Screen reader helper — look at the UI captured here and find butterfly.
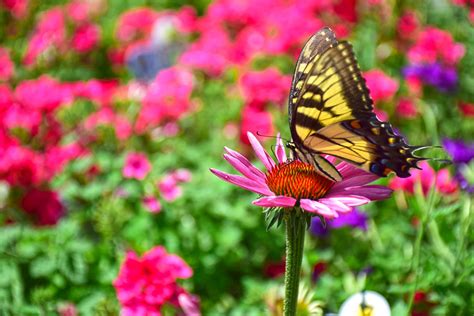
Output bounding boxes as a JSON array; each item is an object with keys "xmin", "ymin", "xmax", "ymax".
[{"xmin": 288, "ymin": 27, "xmax": 427, "ymax": 182}]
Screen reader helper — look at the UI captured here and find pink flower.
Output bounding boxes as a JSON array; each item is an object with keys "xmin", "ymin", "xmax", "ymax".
[
  {"xmin": 73, "ymin": 79, "xmax": 118, "ymax": 106},
  {"xmin": 72, "ymin": 23, "xmax": 100, "ymax": 53},
  {"xmin": 389, "ymin": 161, "xmax": 458, "ymax": 196},
  {"xmin": 116, "ymin": 8, "xmax": 159, "ymax": 43},
  {"xmin": 57, "ymin": 303, "xmax": 78, "ymax": 316},
  {"xmin": 408, "ymin": 27, "xmax": 465, "ymax": 66},
  {"xmin": 240, "ymin": 105, "xmax": 274, "ymax": 145},
  {"xmin": 136, "ymin": 67, "xmax": 194, "ymax": 132},
  {"xmin": 66, "ymin": 0, "xmax": 103, "ymax": 24},
  {"xmin": 23, "ymin": 7, "xmax": 66, "ymax": 65},
  {"xmin": 83, "ymin": 108, "xmax": 132, "ymax": 140},
  {"xmin": 143, "ymin": 196, "xmax": 162, "ymax": 213},
  {"xmin": 363, "ymin": 70, "xmax": 399, "ymax": 104},
  {"xmin": 396, "ymin": 98, "xmax": 418, "ymax": 119},
  {"xmin": 239, "ymin": 68, "xmax": 291, "ymax": 109},
  {"xmin": 0, "ymin": 47, "xmax": 14, "ymax": 81},
  {"xmin": 21, "ymin": 188, "xmax": 64, "ymax": 226},
  {"xmin": 113, "ymin": 246, "xmax": 197, "ymax": 316},
  {"xmin": 1, "ymin": 0, "xmax": 29, "ymax": 18},
  {"xmin": 211, "ymin": 132, "xmax": 392, "ymax": 220},
  {"xmin": 158, "ymin": 169, "xmax": 192, "ymax": 202},
  {"xmin": 15, "ymin": 75, "xmax": 71, "ymax": 112},
  {"xmin": 179, "ymin": 27, "xmax": 231, "ymax": 76},
  {"xmin": 0, "ymin": 146, "xmax": 42, "ymax": 186},
  {"xmin": 397, "ymin": 11, "xmax": 420, "ymax": 41},
  {"xmin": 123, "ymin": 152, "xmax": 152, "ymax": 180}
]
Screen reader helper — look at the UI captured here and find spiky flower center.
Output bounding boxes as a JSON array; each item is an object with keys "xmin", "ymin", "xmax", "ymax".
[{"xmin": 265, "ymin": 161, "xmax": 335, "ymax": 200}]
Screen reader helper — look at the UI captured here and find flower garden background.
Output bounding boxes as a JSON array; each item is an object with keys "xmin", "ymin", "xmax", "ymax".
[{"xmin": 0, "ymin": 0, "xmax": 473, "ymax": 315}]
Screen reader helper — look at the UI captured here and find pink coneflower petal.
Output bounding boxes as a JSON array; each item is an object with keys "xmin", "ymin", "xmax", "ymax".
[
  {"xmin": 331, "ymin": 174, "xmax": 380, "ymax": 190},
  {"xmin": 326, "ymin": 195, "xmax": 371, "ymax": 206},
  {"xmin": 300, "ymin": 199, "xmax": 339, "ymax": 218},
  {"xmin": 224, "ymin": 146, "xmax": 266, "ymax": 179},
  {"xmin": 253, "ymin": 196, "xmax": 296, "ymax": 208},
  {"xmin": 210, "ymin": 168, "xmax": 273, "ymax": 196},
  {"xmin": 318, "ymin": 198, "xmax": 352, "ymax": 213},
  {"xmin": 336, "ymin": 161, "xmax": 370, "ymax": 179},
  {"xmin": 341, "ymin": 185, "xmax": 393, "ymax": 200},
  {"xmin": 275, "ymin": 133, "xmax": 287, "ymax": 164},
  {"xmin": 223, "ymin": 153, "xmax": 266, "ymax": 185},
  {"xmin": 247, "ymin": 132, "xmax": 275, "ymax": 171}
]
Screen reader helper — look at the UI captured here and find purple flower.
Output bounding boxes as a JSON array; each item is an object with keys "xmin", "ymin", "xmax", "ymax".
[
  {"xmin": 442, "ymin": 139, "xmax": 474, "ymax": 164},
  {"xmin": 403, "ymin": 62, "xmax": 458, "ymax": 92},
  {"xmin": 210, "ymin": 132, "xmax": 392, "ymax": 220},
  {"xmin": 310, "ymin": 208, "xmax": 368, "ymax": 237},
  {"xmin": 443, "ymin": 138, "xmax": 474, "ymax": 193}
]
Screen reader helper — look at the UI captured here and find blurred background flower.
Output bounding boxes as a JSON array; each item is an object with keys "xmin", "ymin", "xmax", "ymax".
[{"xmin": 0, "ymin": 0, "xmax": 472, "ymax": 314}]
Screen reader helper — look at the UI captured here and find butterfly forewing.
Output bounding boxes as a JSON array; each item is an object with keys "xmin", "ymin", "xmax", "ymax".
[
  {"xmin": 289, "ymin": 27, "xmax": 338, "ymax": 122},
  {"xmin": 289, "ymin": 27, "xmax": 427, "ymax": 179}
]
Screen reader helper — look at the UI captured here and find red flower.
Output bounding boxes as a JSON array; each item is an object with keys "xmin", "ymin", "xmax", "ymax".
[
  {"xmin": 411, "ymin": 291, "xmax": 436, "ymax": 316},
  {"xmin": 21, "ymin": 188, "xmax": 64, "ymax": 226},
  {"xmin": 71, "ymin": 23, "xmax": 100, "ymax": 53},
  {"xmin": 396, "ymin": 98, "xmax": 418, "ymax": 119}
]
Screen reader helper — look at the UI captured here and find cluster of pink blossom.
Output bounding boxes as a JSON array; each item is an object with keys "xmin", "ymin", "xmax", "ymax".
[
  {"xmin": 389, "ymin": 161, "xmax": 458, "ymax": 196},
  {"xmin": 180, "ymin": 0, "xmax": 359, "ymax": 76},
  {"xmin": 238, "ymin": 68, "xmax": 291, "ymax": 144},
  {"xmin": 23, "ymin": 1, "xmax": 103, "ymax": 66},
  {"xmin": 398, "ymin": 23, "xmax": 466, "ymax": 117},
  {"xmin": 113, "ymin": 246, "xmax": 199, "ymax": 316},
  {"xmin": 363, "ymin": 69, "xmax": 399, "ymax": 120},
  {"xmin": 121, "ymin": 151, "xmax": 192, "ymax": 213},
  {"xmin": 110, "ymin": 6, "xmax": 196, "ymax": 67}
]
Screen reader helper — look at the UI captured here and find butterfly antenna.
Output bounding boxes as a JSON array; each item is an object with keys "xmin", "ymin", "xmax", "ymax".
[{"xmin": 255, "ymin": 131, "xmax": 290, "ymax": 144}]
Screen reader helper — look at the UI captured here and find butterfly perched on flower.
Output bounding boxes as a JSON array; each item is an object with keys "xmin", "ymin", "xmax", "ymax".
[{"xmin": 288, "ymin": 27, "xmax": 428, "ymax": 182}]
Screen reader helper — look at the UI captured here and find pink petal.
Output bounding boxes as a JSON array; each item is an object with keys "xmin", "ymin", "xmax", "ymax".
[
  {"xmin": 210, "ymin": 168, "xmax": 273, "ymax": 196},
  {"xmin": 275, "ymin": 133, "xmax": 287, "ymax": 163},
  {"xmin": 318, "ymin": 198, "xmax": 352, "ymax": 213},
  {"xmin": 331, "ymin": 174, "xmax": 379, "ymax": 191},
  {"xmin": 253, "ymin": 196, "xmax": 296, "ymax": 208},
  {"xmin": 299, "ymin": 199, "xmax": 338, "ymax": 219},
  {"xmin": 336, "ymin": 161, "xmax": 370, "ymax": 179},
  {"xmin": 224, "ymin": 147, "xmax": 267, "ymax": 179},
  {"xmin": 223, "ymin": 154, "xmax": 266, "ymax": 185},
  {"xmin": 323, "ymin": 155, "xmax": 337, "ymax": 164},
  {"xmin": 342, "ymin": 185, "xmax": 393, "ymax": 200},
  {"xmin": 247, "ymin": 132, "xmax": 275, "ymax": 171},
  {"xmin": 325, "ymin": 195, "xmax": 371, "ymax": 207}
]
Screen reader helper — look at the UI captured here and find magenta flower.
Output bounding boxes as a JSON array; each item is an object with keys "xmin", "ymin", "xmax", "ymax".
[
  {"xmin": 363, "ymin": 69, "xmax": 399, "ymax": 104},
  {"xmin": 0, "ymin": 47, "xmax": 14, "ymax": 81},
  {"xmin": 158, "ymin": 169, "xmax": 192, "ymax": 202},
  {"xmin": 21, "ymin": 188, "xmax": 64, "ymax": 226},
  {"xmin": 123, "ymin": 152, "xmax": 152, "ymax": 180},
  {"xmin": 211, "ymin": 132, "xmax": 392, "ymax": 220},
  {"xmin": 113, "ymin": 246, "xmax": 198, "ymax": 316},
  {"xmin": 71, "ymin": 23, "xmax": 100, "ymax": 53},
  {"xmin": 143, "ymin": 196, "xmax": 162, "ymax": 213}
]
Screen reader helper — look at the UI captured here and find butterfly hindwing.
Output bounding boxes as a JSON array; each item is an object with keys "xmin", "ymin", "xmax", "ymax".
[{"xmin": 289, "ymin": 27, "xmax": 426, "ymax": 179}]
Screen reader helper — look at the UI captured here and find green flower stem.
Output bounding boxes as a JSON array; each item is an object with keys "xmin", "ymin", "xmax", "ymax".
[
  {"xmin": 284, "ymin": 210, "xmax": 306, "ymax": 316},
  {"xmin": 406, "ymin": 185, "xmax": 436, "ymax": 315}
]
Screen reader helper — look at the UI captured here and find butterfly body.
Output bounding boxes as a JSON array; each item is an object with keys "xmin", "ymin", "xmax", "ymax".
[{"xmin": 288, "ymin": 27, "xmax": 425, "ymax": 182}]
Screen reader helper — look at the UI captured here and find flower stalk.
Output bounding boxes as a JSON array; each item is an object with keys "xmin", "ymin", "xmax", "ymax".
[{"xmin": 284, "ymin": 209, "xmax": 307, "ymax": 316}]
